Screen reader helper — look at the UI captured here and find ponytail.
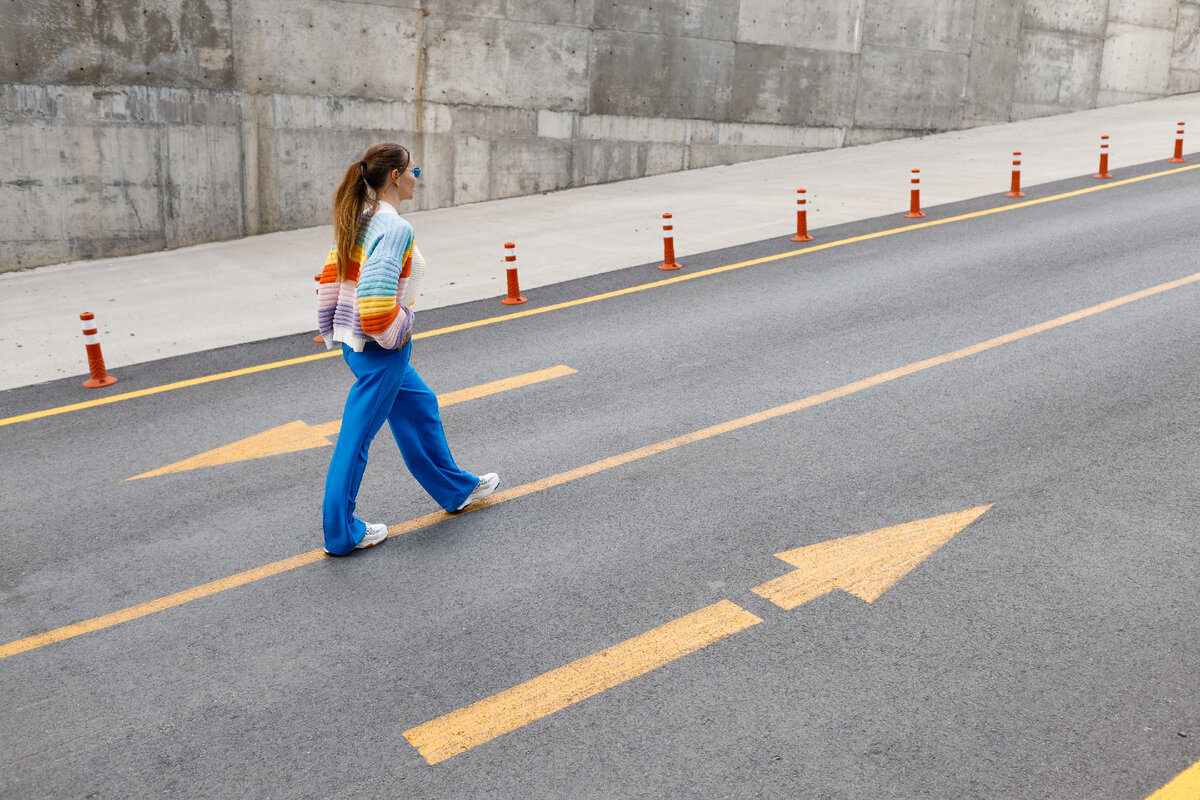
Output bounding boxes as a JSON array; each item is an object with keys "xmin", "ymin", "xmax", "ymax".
[{"xmin": 332, "ymin": 143, "xmax": 410, "ymax": 282}]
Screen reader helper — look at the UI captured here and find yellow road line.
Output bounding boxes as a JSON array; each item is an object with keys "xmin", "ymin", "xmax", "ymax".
[
  {"xmin": 4, "ymin": 162, "xmax": 1197, "ymax": 430},
  {"xmin": 1147, "ymin": 759, "xmax": 1200, "ymax": 799},
  {"xmin": 2, "ymin": 270, "xmax": 1197, "ymax": 660},
  {"xmin": 402, "ymin": 600, "xmax": 762, "ymax": 765},
  {"xmin": 124, "ymin": 365, "xmax": 578, "ymax": 480}
]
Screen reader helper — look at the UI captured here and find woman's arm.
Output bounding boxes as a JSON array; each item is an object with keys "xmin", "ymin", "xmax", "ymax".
[
  {"xmin": 397, "ymin": 243, "xmax": 425, "ymax": 310},
  {"xmin": 357, "ymin": 218, "xmax": 416, "ymax": 349}
]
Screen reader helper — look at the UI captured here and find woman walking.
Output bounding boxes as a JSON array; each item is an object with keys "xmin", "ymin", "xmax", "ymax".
[{"xmin": 316, "ymin": 142, "xmax": 498, "ymax": 556}]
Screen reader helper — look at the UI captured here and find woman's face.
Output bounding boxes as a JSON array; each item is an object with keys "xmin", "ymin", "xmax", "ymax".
[{"xmin": 395, "ymin": 164, "xmax": 418, "ymax": 201}]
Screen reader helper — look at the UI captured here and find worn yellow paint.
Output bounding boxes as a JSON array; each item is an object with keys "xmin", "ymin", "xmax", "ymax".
[
  {"xmin": 3, "ymin": 271, "xmax": 1197, "ymax": 660},
  {"xmin": 1147, "ymin": 759, "xmax": 1200, "ymax": 800},
  {"xmin": 124, "ymin": 365, "xmax": 577, "ymax": 480},
  {"xmin": 752, "ymin": 505, "xmax": 993, "ymax": 609},
  {"xmin": 0, "ymin": 548, "xmax": 328, "ymax": 659},
  {"xmin": 402, "ymin": 600, "xmax": 762, "ymax": 765},
  {"xmin": 402, "ymin": 509, "xmax": 993, "ymax": 765},
  {"xmin": 5, "ymin": 162, "xmax": 1198, "ymax": 430}
]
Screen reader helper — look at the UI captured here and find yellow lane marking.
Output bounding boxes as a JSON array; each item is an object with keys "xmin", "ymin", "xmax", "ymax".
[
  {"xmin": 406, "ymin": 506, "xmax": 992, "ymax": 764},
  {"xmin": 2, "ymin": 271, "xmax": 1197, "ymax": 660},
  {"xmin": 402, "ymin": 600, "xmax": 762, "ymax": 765},
  {"xmin": 752, "ymin": 505, "xmax": 993, "ymax": 609},
  {"xmin": 1147, "ymin": 759, "xmax": 1200, "ymax": 799},
  {"xmin": 0, "ymin": 549, "xmax": 327, "ymax": 660},
  {"xmin": 4, "ymin": 162, "xmax": 1197, "ymax": 430},
  {"xmin": 125, "ymin": 365, "xmax": 577, "ymax": 480}
]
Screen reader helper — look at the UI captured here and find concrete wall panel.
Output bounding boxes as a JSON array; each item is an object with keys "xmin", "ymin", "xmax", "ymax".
[
  {"xmin": 578, "ymin": 114, "xmax": 694, "ymax": 144},
  {"xmin": 736, "ymin": 0, "xmax": 865, "ymax": 52},
  {"xmin": 419, "ymin": 0, "xmax": 594, "ymax": 27},
  {"xmin": 488, "ymin": 137, "xmax": 574, "ymax": 198},
  {"xmin": 1012, "ymin": 30, "xmax": 1103, "ymax": 115},
  {"xmin": 590, "ymin": 30, "xmax": 734, "ymax": 119},
  {"xmin": 639, "ymin": 142, "xmax": 689, "ymax": 175},
  {"xmin": 231, "ymin": 2, "xmax": 421, "ymax": 100},
  {"xmin": 854, "ymin": 45, "xmax": 968, "ymax": 131},
  {"xmin": 861, "ymin": 0, "xmax": 975, "ymax": 54},
  {"xmin": 422, "ymin": 16, "xmax": 590, "ymax": 110},
  {"xmin": 593, "ymin": 0, "xmax": 740, "ymax": 40},
  {"xmin": 571, "ymin": 139, "xmax": 640, "ymax": 185},
  {"xmin": 163, "ymin": 126, "xmax": 245, "ymax": 246},
  {"xmin": 1172, "ymin": 3, "xmax": 1200, "ymax": 71},
  {"xmin": 1022, "ymin": 0, "xmax": 1110, "ymax": 37},
  {"xmin": 687, "ymin": 144, "xmax": 792, "ymax": 168},
  {"xmin": 964, "ymin": 0, "xmax": 1024, "ymax": 125},
  {"xmin": 965, "ymin": 42, "xmax": 1020, "ymax": 125},
  {"xmin": 451, "ymin": 134, "xmax": 493, "ymax": 205},
  {"xmin": 972, "ymin": 0, "xmax": 1025, "ymax": 47},
  {"xmin": 1109, "ymin": 0, "xmax": 1179, "ymax": 27},
  {"xmin": 1, "ymin": 0, "xmax": 234, "ymax": 88},
  {"xmin": 731, "ymin": 43, "xmax": 858, "ymax": 126},
  {"xmin": 1099, "ymin": 22, "xmax": 1174, "ymax": 99}
]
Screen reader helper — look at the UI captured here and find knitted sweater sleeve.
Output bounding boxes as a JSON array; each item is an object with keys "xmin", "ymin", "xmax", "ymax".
[
  {"xmin": 397, "ymin": 242, "xmax": 425, "ymax": 309},
  {"xmin": 357, "ymin": 216, "xmax": 416, "ymax": 349}
]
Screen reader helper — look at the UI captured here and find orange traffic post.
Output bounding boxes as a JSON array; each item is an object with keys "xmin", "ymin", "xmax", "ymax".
[
  {"xmin": 1169, "ymin": 122, "xmax": 1187, "ymax": 163},
  {"xmin": 501, "ymin": 242, "xmax": 527, "ymax": 305},
  {"xmin": 1005, "ymin": 152, "xmax": 1025, "ymax": 198},
  {"xmin": 791, "ymin": 189, "xmax": 814, "ymax": 242},
  {"xmin": 659, "ymin": 213, "xmax": 682, "ymax": 270},
  {"xmin": 1094, "ymin": 135, "xmax": 1112, "ymax": 179},
  {"xmin": 79, "ymin": 312, "xmax": 118, "ymax": 388},
  {"xmin": 904, "ymin": 169, "xmax": 925, "ymax": 218},
  {"xmin": 313, "ymin": 274, "xmax": 324, "ymax": 342}
]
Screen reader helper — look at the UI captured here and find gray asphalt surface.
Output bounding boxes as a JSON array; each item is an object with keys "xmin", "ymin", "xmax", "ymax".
[{"xmin": 1, "ymin": 159, "xmax": 1198, "ymax": 799}]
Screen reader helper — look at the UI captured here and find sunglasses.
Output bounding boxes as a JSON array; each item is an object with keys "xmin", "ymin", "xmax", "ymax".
[{"xmin": 409, "ymin": 165, "xmax": 421, "ymax": 178}]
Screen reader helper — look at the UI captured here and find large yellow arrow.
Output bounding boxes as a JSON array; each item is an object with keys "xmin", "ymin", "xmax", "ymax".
[
  {"xmin": 751, "ymin": 505, "xmax": 994, "ymax": 609},
  {"xmin": 404, "ymin": 504, "xmax": 993, "ymax": 764},
  {"xmin": 127, "ymin": 365, "xmax": 577, "ymax": 480}
]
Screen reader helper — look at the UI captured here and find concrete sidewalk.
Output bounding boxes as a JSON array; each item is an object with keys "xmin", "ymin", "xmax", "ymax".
[{"xmin": 2, "ymin": 92, "xmax": 1197, "ymax": 391}]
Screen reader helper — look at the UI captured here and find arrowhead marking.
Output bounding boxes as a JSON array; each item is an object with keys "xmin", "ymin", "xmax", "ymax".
[
  {"xmin": 126, "ymin": 420, "xmax": 339, "ymax": 480},
  {"xmin": 125, "ymin": 366, "xmax": 577, "ymax": 481},
  {"xmin": 751, "ymin": 505, "xmax": 993, "ymax": 609}
]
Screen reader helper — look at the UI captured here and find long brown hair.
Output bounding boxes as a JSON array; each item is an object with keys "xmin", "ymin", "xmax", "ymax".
[{"xmin": 332, "ymin": 142, "xmax": 411, "ymax": 281}]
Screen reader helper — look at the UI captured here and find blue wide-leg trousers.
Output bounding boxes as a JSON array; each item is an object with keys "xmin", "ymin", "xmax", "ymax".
[{"xmin": 321, "ymin": 341, "xmax": 478, "ymax": 555}]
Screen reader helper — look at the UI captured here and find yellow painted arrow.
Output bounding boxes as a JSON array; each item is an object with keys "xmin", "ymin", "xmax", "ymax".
[
  {"xmin": 403, "ymin": 504, "xmax": 993, "ymax": 764},
  {"xmin": 751, "ymin": 505, "xmax": 994, "ymax": 609},
  {"xmin": 127, "ymin": 365, "xmax": 577, "ymax": 480}
]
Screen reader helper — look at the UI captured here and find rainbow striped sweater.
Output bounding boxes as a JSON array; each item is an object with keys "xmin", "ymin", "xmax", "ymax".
[{"xmin": 316, "ymin": 202, "xmax": 425, "ymax": 351}]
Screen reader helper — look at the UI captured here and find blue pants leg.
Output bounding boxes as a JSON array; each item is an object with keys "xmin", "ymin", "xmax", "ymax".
[
  {"xmin": 321, "ymin": 343, "xmax": 409, "ymax": 555},
  {"xmin": 321, "ymin": 341, "xmax": 480, "ymax": 554},
  {"xmin": 385, "ymin": 366, "xmax": 479, "ymax": 512}
]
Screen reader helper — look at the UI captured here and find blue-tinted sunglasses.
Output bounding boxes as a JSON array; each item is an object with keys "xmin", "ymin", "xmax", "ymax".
[{"xmin": 409, "ymin": 165, "xmax": 421, "ymax": 178}]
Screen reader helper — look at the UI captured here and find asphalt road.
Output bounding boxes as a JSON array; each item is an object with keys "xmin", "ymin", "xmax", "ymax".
[{"xmin": 2, "ymin": 160, "xmax": 1198, "ymax": 799}]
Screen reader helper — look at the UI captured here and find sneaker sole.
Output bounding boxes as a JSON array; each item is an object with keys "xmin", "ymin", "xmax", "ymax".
[{"xmin": 322, "ymin": 533, "xmax": 388, "ymax": 555}]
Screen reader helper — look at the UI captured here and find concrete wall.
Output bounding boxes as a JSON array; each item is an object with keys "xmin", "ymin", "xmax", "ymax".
[{"xmin": 3, "ymin": 0, "xmax": 1198, "ymax": 271}]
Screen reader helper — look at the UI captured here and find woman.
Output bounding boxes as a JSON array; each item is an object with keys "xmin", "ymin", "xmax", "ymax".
[{"xmin": 316, "ymin": 142, "xmax": 498, "ymax": 556}]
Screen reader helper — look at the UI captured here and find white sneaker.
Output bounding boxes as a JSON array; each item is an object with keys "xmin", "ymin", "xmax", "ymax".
[
  {"xmin": 456, "ymin": 473, "xmax": 500, "ymax": 511},
  {"xmin": 324, "ymin": 522, "xmax": 389, "ymax": 555}
]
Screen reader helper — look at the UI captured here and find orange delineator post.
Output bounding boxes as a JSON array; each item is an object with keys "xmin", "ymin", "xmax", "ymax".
[
  {"xmin": 79, "ymin": 312, "xmax": 118, "ymax": 388},
  {"xmin": 1169, "ymin": 122, "xmax": 1187, "ymax": 163},
  {"xmin": 659, "ymin": 213, "xmax": 682, "ymax": 271},
  {"xmin": 1094, "ymin": 135, "xmax": 1112, "ymax": 179},
  {"xmin": 791, "ymin": 189, "xmax": 814, "ymax": 242},
  {"xmin": 1005, "ymin": 152, "xmax": 1025, "ymax": 198},
  {"xmin": 501, "ymin": 242, "xmax": 527, "ymax": 305},
  {"xmin": 904, "ymin": 169, "xmax": 925, "ymax": 218}
]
